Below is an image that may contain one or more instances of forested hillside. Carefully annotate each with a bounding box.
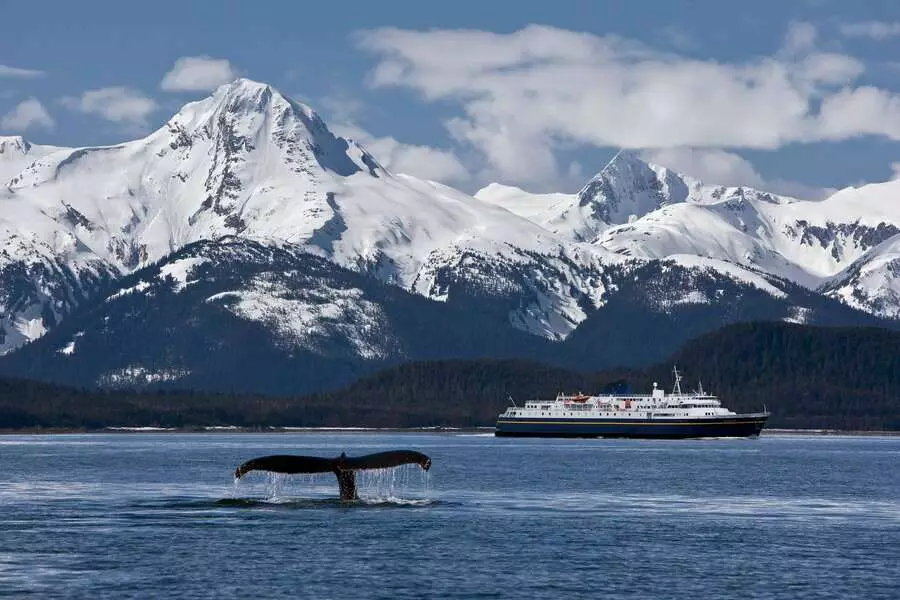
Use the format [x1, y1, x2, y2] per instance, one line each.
[2, 323, 899, 430]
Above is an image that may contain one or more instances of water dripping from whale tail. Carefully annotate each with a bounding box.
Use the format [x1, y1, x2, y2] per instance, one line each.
[355, 463, 432, 503]
[232, 450, 432, 501]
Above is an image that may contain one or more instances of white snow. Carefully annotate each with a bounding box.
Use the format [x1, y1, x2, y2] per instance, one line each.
[56, 331, 84, 355]
[0, 136, 67, 187]
[1, 303, 49, 354]
[3, 79, 900, 360]
[826, 235, 900, 318]
[0, 79, 619, 348]
[784, 306, 813, 324]
[474, 182, 573, 219]
[665, 255, 787, 299]
[158, 257, 208, 291]
[106, 280, 152, 302]
[98, 366, 190, 386]
[207, 276, 397, 359]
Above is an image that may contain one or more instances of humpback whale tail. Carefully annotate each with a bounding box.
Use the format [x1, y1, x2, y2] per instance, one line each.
[234, 451, 432, 500]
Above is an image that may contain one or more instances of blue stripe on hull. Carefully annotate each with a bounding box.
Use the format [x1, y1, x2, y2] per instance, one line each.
[494, 416, 768, 439]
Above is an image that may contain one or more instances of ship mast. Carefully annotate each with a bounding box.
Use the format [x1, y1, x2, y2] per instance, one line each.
[672, 365, 683, 396]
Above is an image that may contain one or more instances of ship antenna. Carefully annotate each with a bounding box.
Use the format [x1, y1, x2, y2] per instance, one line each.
[673, 365, 683, 396]
[698, 379, 704, 396]
[508, 394, 518, 408]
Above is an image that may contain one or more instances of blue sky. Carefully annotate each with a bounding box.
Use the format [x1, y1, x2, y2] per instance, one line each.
[3, 0, 900, 196]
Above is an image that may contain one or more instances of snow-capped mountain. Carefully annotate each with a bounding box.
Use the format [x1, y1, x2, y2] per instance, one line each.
[1, 235, 875, 393]
[0, 79, 614, 353]
[1, 137, 114, 353]
[0, 79, 895, 392]
[477, 151, 711, 243]
[0, 136, 66, 187]
[0, 237, 571, 394]
[478, 152, 900, 319]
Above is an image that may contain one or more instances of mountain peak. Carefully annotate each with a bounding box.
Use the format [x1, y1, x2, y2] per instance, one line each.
[207, 78, 327, 126]
[168, 78, 320, 134]
[210, 78, 278, 113]
[570, 150, 689, 230]
[0, 135, 31, 155]
[219, 77, 272, 94]
[600, 149, 649, 172]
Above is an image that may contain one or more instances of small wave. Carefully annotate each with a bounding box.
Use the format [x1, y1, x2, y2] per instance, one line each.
[104, 427, 176, 432]
[485, 491, 900, 522]
[213, 497, 438, 509]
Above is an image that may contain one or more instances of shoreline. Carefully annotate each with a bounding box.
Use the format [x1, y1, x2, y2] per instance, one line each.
[0, 426, 897, 436]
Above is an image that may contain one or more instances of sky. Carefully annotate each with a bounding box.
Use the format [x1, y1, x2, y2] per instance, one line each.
[3, 0, 900, 197]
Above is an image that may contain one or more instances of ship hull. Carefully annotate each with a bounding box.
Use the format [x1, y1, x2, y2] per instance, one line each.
[494, 414, 769, 439]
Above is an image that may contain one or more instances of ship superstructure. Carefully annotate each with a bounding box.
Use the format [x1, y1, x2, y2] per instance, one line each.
[495, 367, 769, 438]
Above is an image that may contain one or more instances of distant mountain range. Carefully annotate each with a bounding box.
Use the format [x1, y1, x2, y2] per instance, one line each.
[1, 79, 899, 393]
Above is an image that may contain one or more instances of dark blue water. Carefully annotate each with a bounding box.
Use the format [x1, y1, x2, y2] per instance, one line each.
[1, 433, 898, 599]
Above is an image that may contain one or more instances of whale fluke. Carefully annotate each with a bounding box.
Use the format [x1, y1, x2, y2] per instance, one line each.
[234, 455, 336, 479]
[233, 450, 432, 500]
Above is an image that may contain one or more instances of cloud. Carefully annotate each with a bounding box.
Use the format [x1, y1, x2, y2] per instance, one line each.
[357, 24, 896, 188]
[814, 86, 900, 140]
[782, 21, 817, 55]
[161, 56, 238, 92]
[319, 93, 470, 184]
[890, 162, 900, 180]
[839, 21, 900, 40]
[641, 148, 833, 199]
[1, 98, 54, 132]
[766, 179, 836, 200]
[641, 148, 766, 188]
[61, 87, 158, 127]
[0, 65, 44, 78]
[332, 122, 469, 183]
[319, 94, 366, 123]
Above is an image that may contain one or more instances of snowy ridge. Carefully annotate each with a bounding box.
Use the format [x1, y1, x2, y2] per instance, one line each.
[479, 151, 900, 320]
[474, 183, 573, 219]
[0, 79, 896, 363]
[0, 80, 626, 351]
[0, 136, 67, 187]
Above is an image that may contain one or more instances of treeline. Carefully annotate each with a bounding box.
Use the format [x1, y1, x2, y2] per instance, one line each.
[2, 322, 899, 431]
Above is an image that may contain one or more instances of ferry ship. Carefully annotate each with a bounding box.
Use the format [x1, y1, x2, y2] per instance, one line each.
[495, 367, 769, 439]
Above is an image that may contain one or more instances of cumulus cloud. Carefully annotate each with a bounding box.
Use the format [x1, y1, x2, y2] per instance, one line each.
[641, 148, 767, 188]
[332, 122, 469, 183]
[839, 21, 900, 40]
[0, 65, 44, 78]
[815, 86, 900, 140]
[641, 148, 833, 199]
[890, 162, 900, 180]
[161, 56, 238, 92]
[356, 23, 898, 188]
[1, 98, 54, 131]
[61, 87, 158, 127]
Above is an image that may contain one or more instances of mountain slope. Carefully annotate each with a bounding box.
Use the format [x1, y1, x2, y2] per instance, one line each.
[4, 322, 899, 430]
[0, 80, 614, 350]
[479, 152, 900, 320]
[0, 136, 67, 186]
[2, 80, 899, 395]
[0, 238, 558, 394]
[1, 236, 889, 394]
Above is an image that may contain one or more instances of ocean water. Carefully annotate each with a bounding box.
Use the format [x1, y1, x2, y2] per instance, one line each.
[0, 433, 898, 599]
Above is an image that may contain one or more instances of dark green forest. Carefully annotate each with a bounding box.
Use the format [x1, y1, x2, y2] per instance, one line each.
[2, 322, 899, 431]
